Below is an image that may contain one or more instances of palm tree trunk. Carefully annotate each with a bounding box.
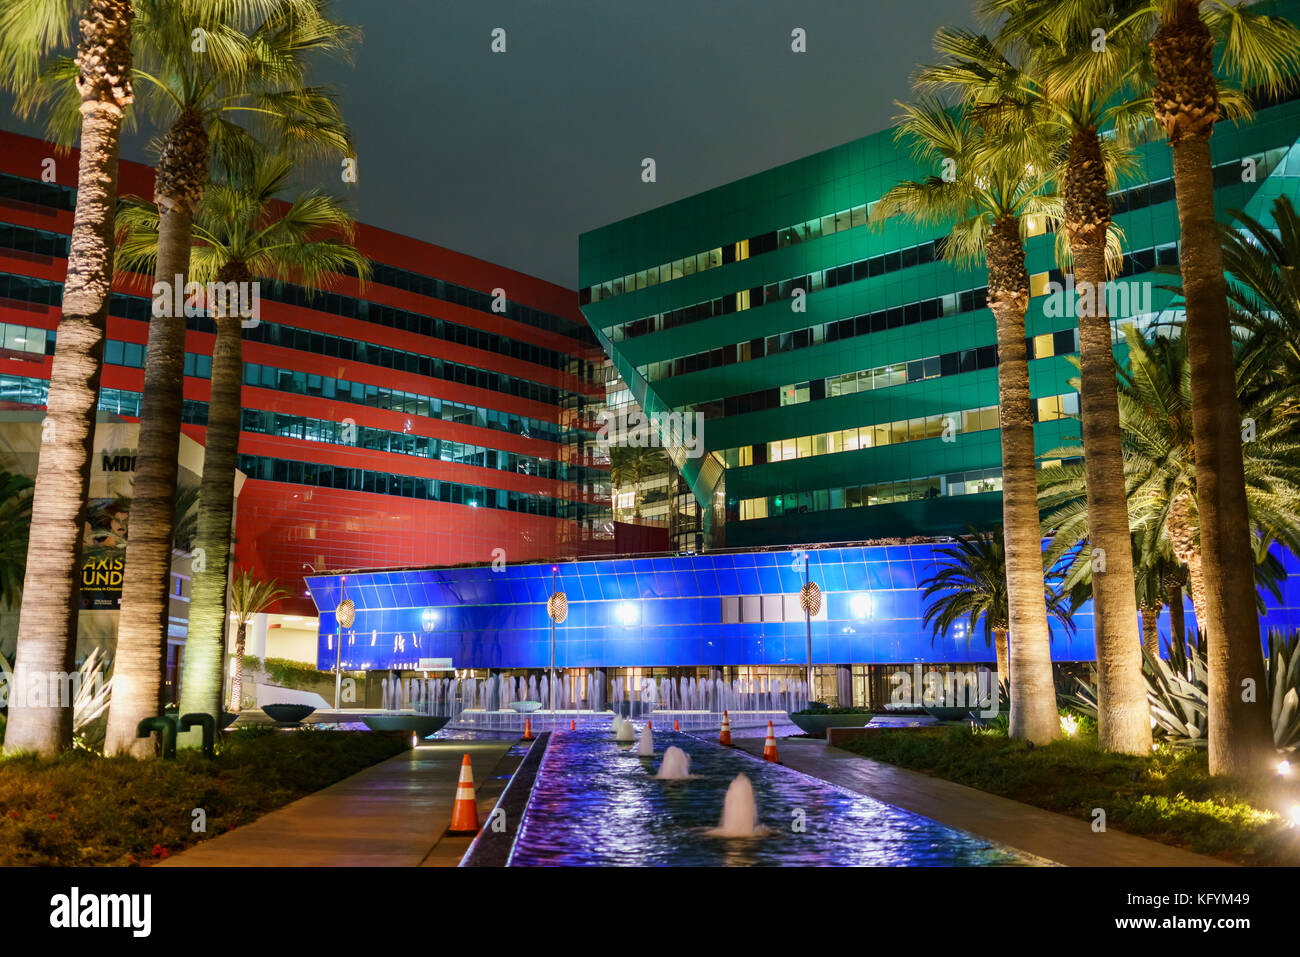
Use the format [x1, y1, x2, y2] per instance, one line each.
[1066, 127, 1150, 755]
[1166, 491, 1207, 628]
[1140, 605, 1161, 659]
[987, 215, 1058, 744]
[2, 0, 133, 757]
[229, 622, 246, 711]
[1152, 1, 1273, 776]
[104, 110, 208, 757]
[993, 627, 1010, 689]
[176, 264, 246, 740]
[1165, 578, 1186, 650]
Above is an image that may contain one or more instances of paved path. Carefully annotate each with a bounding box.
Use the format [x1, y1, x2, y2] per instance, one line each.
[161, 738, 519, 867]
[732, 737, 1230, 867]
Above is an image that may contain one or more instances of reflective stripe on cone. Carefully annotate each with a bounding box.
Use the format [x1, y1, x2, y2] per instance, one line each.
[448, 754, 479, 835]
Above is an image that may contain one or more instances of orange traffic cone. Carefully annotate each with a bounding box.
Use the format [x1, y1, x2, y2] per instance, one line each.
[448, 754, 478, 834]
[674, 719, 680, 731]
[763, 721, 779, 763]
[647, 720, 652, 730]
[522, 717, 533, 741]
[569, 718, 576, 731]
[718, 711, 732, 746]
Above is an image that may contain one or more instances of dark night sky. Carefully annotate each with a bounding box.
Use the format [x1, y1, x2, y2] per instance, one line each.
[4, 0, 979, 288]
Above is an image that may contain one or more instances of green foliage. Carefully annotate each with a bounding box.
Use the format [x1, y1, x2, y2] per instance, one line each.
[230, 571, 290, 625]
[607, 446, 669, 519]
[1040, 323, 1300, 600]
[872, 94, 1060, 267]
[1267, 630, 1300, 750]
[0, 470, 33, 608]
[1225, 197, 1300, 442]
[71, 646, 114, 754]
[116, 151, 369, 292]
[0, 729, 404, 865]
[1062, 630, 1300, 751]
[254, 656, 328, 690]
[171, 485, 200, 554]
[919, 526, 1074, 650]
[1062, 643, 1207, 747]
[841, 725, 1293, 862]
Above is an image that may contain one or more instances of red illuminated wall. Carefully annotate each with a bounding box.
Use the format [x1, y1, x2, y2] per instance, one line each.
[1, 130, 613, 615]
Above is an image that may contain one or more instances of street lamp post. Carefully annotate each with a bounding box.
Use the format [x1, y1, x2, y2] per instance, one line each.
[798, 555, 821, 707]
[546, 566, 568, 720]
[333, 577, 355, 711]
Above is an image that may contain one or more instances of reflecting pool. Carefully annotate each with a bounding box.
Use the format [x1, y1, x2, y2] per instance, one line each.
[508, 729, 1039, 866]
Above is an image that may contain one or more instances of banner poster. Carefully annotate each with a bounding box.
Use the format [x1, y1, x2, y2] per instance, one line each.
[80, 431, 136, 610]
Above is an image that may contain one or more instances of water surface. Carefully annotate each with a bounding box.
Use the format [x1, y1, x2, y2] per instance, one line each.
[509, 729, 1037, 866]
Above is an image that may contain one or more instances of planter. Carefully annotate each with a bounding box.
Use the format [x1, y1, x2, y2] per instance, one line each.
[509, 700, 542, 713]
[361, 715, 449, 736]
[788, 711, 874, 738]
[263, 703, 317, 724]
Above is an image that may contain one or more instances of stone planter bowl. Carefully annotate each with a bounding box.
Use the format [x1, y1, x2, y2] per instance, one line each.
[360, 715, 449, 736]
[509, 700, 542, 713]
[263, 703, 316, 724]
[788, 711, 875, 738]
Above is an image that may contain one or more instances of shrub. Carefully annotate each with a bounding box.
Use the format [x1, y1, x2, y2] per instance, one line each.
[841, 726, 1294, 863]
[0, 728, 405, 866]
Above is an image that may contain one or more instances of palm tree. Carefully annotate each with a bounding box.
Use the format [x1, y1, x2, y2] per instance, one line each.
[0, 471, 35, 610]
[1040, 325, 1300, 647]
[1222, 197, 1300, 416]
[1134, 539, 1179, 659]
[0, 0, 133, 756]
[919, 7, 1151, 754]
[105, 0, 355, 757]
[920, 527, 1076, 688]
[1142, 0, 1300, 777]
[226, 571, 289, 711]
[115, 151, 368, 730]
[873, 95, 1062, 743]
[608, 445, 666, 521]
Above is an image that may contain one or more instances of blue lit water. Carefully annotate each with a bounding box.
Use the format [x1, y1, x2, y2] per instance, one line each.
[508, 729, 1038, 866]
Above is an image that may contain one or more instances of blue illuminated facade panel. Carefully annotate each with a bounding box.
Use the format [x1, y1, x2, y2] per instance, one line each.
[307, 545, 1300, 672]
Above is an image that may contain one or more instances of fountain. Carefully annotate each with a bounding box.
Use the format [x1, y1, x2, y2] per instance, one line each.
[637, 724, 654, 756]
[654, 746, 696, 780]
[615, 717, 636, 742]
[707, 774, 768, 838]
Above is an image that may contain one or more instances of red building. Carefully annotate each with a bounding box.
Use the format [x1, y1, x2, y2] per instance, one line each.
[0, 130, 619, 614]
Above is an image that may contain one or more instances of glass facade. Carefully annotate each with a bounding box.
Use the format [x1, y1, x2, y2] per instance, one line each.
[307, 544, 1300, 672]
[0, 133, 615, 611]
[578, 98, 1300, 549]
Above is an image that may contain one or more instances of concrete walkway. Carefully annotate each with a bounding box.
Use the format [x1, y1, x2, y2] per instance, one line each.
[161, 738, 520, 867]
[733, 737, 1230, 867]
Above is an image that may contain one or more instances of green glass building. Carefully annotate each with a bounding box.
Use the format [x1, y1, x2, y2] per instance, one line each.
[579, 94, 1300, 550]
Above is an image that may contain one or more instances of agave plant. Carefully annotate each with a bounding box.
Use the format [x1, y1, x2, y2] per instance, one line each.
[72, 646, 114, 752]
[1062, 629, 1300, 752]
[1267, 630, 1300, 751]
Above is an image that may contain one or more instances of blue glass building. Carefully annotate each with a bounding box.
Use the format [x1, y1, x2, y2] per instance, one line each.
[306, 544, 1300, 674]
